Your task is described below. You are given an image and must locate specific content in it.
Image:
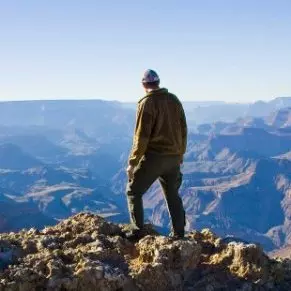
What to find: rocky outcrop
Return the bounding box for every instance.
[0,213,291,291]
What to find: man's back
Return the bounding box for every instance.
[142,88,187,157]
[129,88,187,167]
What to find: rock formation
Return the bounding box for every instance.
[1,212,291,291]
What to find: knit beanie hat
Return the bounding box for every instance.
[142,69,160,83]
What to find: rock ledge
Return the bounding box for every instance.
[0,213,291,291]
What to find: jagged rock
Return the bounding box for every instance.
[1,212,291,290]
[209,242,270,282]
[130,236,202,290]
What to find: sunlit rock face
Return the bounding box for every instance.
[0,212,291,291]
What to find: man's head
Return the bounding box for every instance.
[142,69,160,92]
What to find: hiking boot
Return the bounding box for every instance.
[169,232,185,240]
[125,229,146,243]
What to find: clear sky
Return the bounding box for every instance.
[0,0,290,102]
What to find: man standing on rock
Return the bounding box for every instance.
[126,69,187,240]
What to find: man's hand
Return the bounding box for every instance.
[126,165,134,180]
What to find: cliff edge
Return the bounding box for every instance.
[0,213,291,291]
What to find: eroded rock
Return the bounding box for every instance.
[0,212,291,291]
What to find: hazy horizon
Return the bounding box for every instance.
[1,1,291,102]
[0,96,290,105]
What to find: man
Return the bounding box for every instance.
[126,69,187,240]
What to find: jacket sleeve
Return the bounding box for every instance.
[128,98,154,167]
[181,106,188,155]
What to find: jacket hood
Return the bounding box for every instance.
[147,88,168,96]
[138,88,168,103]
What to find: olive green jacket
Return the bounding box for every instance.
[128,88,187,167]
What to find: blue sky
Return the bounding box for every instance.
[0,0,290,102]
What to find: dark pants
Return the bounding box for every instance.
[126,153,185,235]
